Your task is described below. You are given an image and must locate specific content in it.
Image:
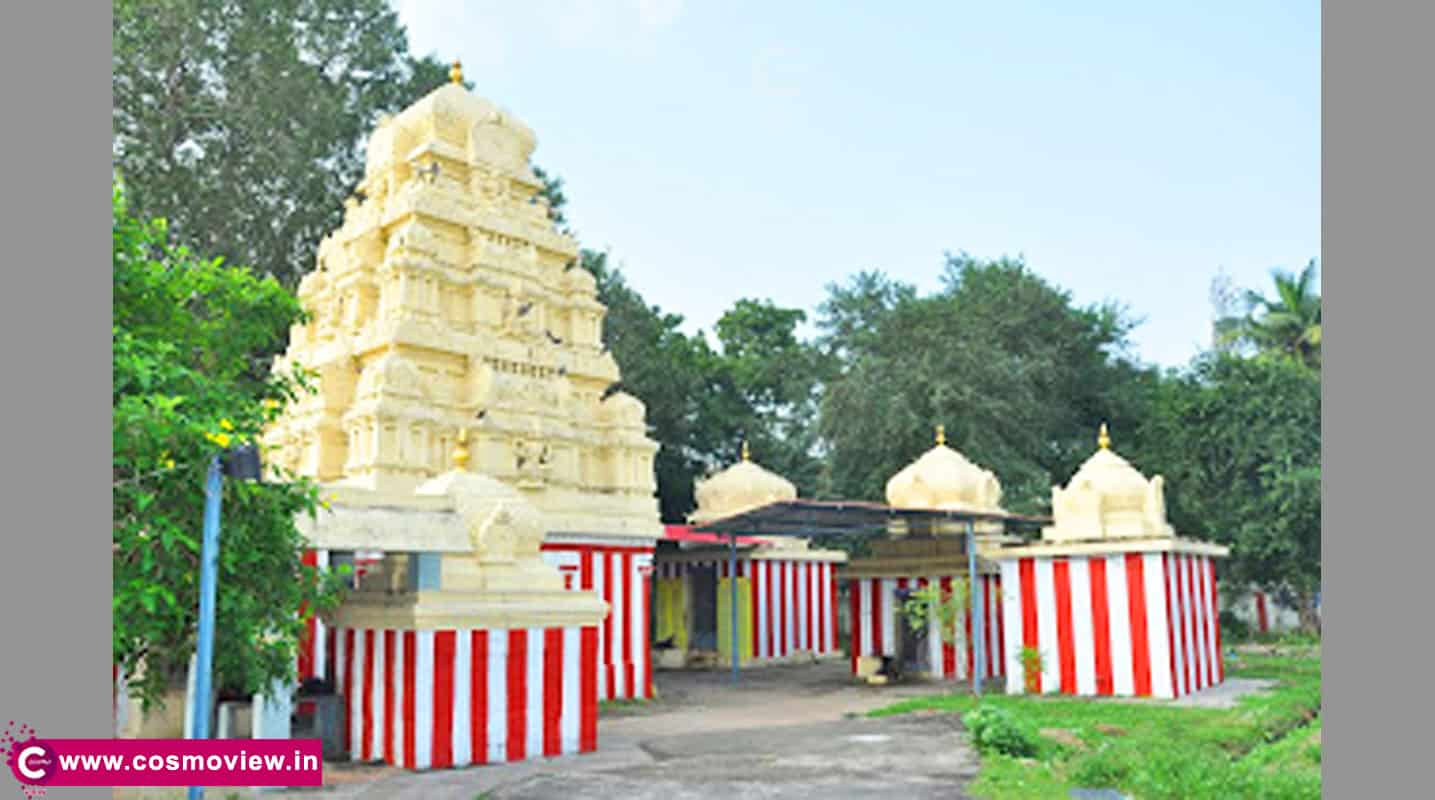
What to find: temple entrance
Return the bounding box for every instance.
[690,563,719,651]
[896,593,934,678]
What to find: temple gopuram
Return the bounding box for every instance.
[261,61,663,768]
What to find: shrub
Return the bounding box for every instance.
[1219,610,1251,642]
[1019,646,1045,693]
[962,704,1038,758]
[1070,741,1139,788]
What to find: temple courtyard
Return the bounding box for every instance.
[282,661,980,799]
[115,651,1312,800]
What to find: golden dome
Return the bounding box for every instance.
[885,427,1004,512]
[1044,425,1174,542]
[689,445,797,524]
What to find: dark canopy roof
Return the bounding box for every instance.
[688,498,1050,539]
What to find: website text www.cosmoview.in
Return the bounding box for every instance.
[7,738,323,788]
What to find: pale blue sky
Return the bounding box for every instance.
[394,0,1319,368]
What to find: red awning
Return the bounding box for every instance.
[663,524,769,547]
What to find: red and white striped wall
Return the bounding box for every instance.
[298,542,656,705]
[298,549,330,683]
[655,557,841,661]
[998,552,1223,699]
[846,575,1006,681]
[332,625,598,768]
[748,559,840,660]
[541,540,655,701]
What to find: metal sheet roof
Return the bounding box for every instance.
[687,498,1050,538]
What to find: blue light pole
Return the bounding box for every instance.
[188,444,261,800]
[967,518,983,698]
[187,455,223,800]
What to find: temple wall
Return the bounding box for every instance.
[332,625,598,768]
[847,575,1006,682]
[652,558,841,665]
[997,552,1223,699]
[539,540,654,701]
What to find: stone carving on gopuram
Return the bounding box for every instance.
[263,63,661,541]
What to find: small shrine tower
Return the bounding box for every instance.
[995,425,1230,699]
[653,443,846,669]
[844,426,1013,682]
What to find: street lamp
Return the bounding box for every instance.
[188,443,262,800]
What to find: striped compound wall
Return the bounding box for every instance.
[999,552,1223,699]
[848,575,1007,681]
[748,559,839,661]
[541,541,655,701]
[298,544,656,705]
[332,626,599,768]
[653,559,841,662]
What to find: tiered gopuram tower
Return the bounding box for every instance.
[264,64,660,539]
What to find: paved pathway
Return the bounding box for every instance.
[168,661,981,800]
[116,660,1283,799]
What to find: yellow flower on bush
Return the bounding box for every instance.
[219,418,234,431]
[205,431,232,448]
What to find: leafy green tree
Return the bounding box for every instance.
[817,253,1156,513]
[113,180,345,709]
[533,166,571,235]
[1216,260,1321,369]
[112,0,454,289]
[1133,352,1321,631]
[706,300,830,496]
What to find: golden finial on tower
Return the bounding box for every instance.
[453,427,471,471]
[1098,423,1111,451]
[741,439,751,462]
[449,59,463,85]
[935,424,946,447]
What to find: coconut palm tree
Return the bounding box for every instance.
[1216,260,1321,369]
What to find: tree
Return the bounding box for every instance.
[707,300,830,497]
[113,0,453,289]
[544,167,829,521]
[1133,352,1321,632]
[1216,260,1321,369]
[532,166,570,235]
[113,179,345,709]
[816,253,1156,513]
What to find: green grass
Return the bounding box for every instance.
[868,647,1321,799]
[599,695,658,714]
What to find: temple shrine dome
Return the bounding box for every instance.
[366,68,538,178]
[1043,424,1175,542]
[689,444,797,525]
[884,426,1004,513]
